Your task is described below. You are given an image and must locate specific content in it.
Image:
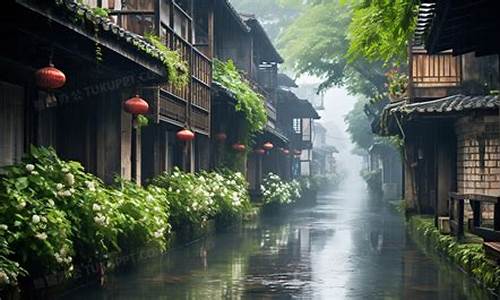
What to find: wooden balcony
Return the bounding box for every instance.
[410,47,462,100]
[108,1,211,135]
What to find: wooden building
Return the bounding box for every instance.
[0,0,171,184]
[379,0,500,245]
[87,0,214,179]
[211,5,291,193]
[277,88,320,177]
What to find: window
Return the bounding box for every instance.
[0,81,25,167]
[293,118,301,134]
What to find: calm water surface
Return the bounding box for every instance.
[59,176,493,299]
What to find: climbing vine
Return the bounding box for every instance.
[143,33,190,88]
[213,59,267,138]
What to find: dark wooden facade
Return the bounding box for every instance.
[88,0,214,177]
[0,0,170,183]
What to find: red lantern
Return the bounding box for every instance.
[255,148,265,155]
[282,149,290,155]
[176,129,195,142]
[232,143,246,152]
[262,142,274,151]
[123,95,149,115]
[35,64,66,90]
[215,132,227,142]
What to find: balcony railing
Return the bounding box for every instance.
[412,49,462,88]
[108,2,211,135]
[411,47,462,99]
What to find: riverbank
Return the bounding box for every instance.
[407,215,500,295]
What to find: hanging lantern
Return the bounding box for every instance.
[232,143,246,152]
[215,132,227,142]
[254,148,266,155]
[35,64,66,90]
[123,95,149,115]
[282,149,290,155]
[262,142,274,151]
[176,128,195,142]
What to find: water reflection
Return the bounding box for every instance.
[58,182,494,299]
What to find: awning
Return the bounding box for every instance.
[277,89,320,119]
[378,94,499,135]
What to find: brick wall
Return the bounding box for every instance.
[456,115,500,195]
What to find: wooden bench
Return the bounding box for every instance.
[449,193,500,263]
[484,242,500,264]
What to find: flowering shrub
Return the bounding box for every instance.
[260,173,301,206]
[203,169,251,224]
[151,168,251,229]
[0,147,170,287]
[114,179,170,251]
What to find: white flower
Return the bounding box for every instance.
[31,171,39,175]
[25,164,35,172]
[14,221,21,227]
[85,181,96,191]
[35,232,47,240]
[64,173,75,186]
[68,265,74,272]
[61,168,69,173]
[153,230,163,238]
[56,256,63,263]
[0,224,8,230]
[41,216,47,223]
[92,203,101,211]
[56,183,64,190]
[0,271,9,285]
[48,199,55,207]
[17,200,26,209]
[32,215,41,224]
[59,190,72,197]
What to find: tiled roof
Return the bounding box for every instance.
[377,94,499,136]
[387,94,499,115]
[22,0,169,73]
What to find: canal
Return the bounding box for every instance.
[58,173,493,299]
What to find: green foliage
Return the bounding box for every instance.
[409,216,500,291]
[347,0,418,63]
[0,147,170,285]
[150,168,251,229]
[345,97,374,151]
[360,169,383,196]
[135,114,149,129]
[260,173,301,207]
[144,33,190,88]
[213,59,267,137]
[230,0,305,42]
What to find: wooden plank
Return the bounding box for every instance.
[471,227,500,242]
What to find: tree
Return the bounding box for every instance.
[229,0,304,42]
[345,97,374,151]
[347,0,418,63]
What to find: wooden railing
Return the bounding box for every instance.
[449,193,500,241]
[411,48,462,88]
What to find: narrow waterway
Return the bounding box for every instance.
[59,174,493,299]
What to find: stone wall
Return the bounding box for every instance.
[456,115,499,219]
[456,115,500,195]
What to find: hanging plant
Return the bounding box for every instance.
[133,114,149,129]
[213,59,267,137]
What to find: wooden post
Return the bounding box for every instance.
[457,198,464,240]
[494,203,500,231]
[471,200,482,228]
